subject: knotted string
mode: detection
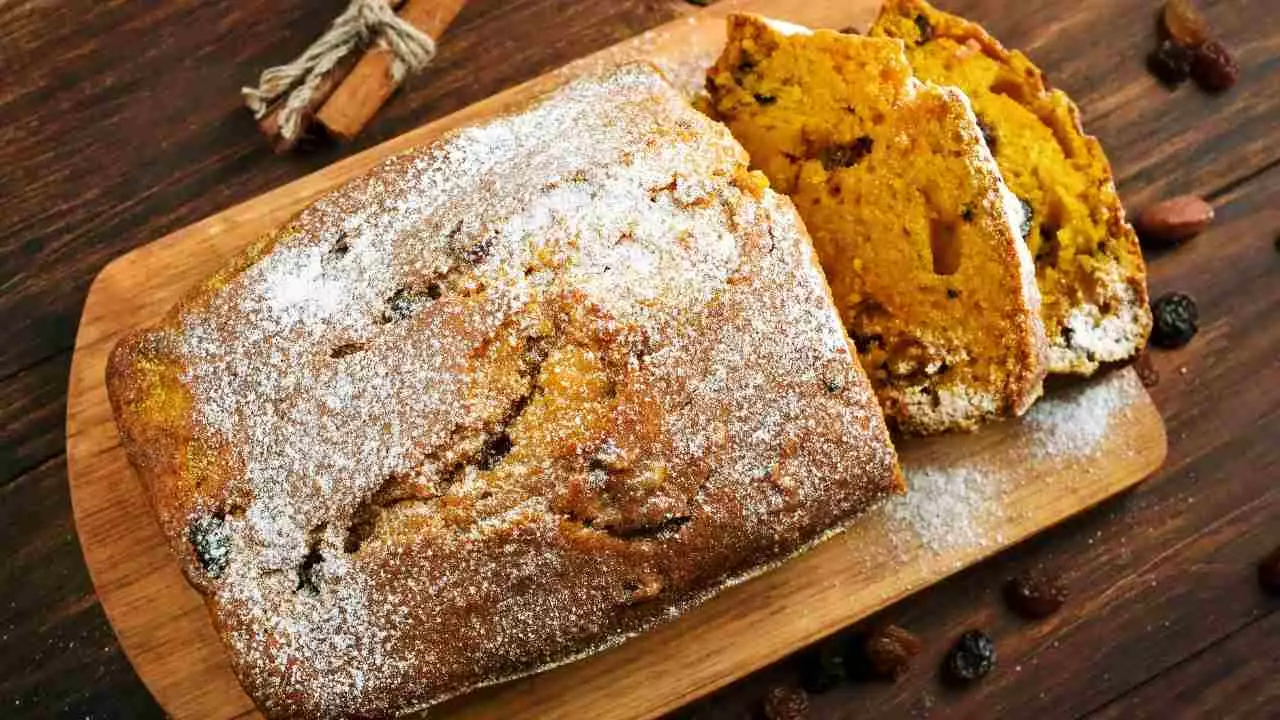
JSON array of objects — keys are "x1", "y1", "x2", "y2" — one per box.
[{"x1": 242, "y1": 0, "x2": 436, "y2": 142}]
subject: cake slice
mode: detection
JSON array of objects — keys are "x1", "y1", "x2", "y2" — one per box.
[
  {"x1": 107, "y1": 62, "x2": 902, "y2": 718},
  {"x1": 707, "y1": 14, "x2": 1046, "y2": 434},
  {"x1": 872, "y1": 0, "x2": 1152, "y2": 374}
]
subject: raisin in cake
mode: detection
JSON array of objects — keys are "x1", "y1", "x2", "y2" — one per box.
[
  {"x1": 106, "y1": 62, "x2": 902, "y2": 718},
  {"x1": 872, "y1": 0, "x2": 1152, "y2": 374},
  {"x1": 707, "y1": 15, "x2": 1047, "y2": 434}
]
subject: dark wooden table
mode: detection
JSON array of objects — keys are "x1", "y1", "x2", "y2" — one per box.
[{"x1": 1, "y1": 1, "x2": 1276, "y2": 718}]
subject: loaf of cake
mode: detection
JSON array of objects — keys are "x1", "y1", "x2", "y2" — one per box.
[
  {"x1": 872, "y1": 0, "x2": 1152, "y2": 375},
  {"x1": 106, "y1": 62, "x2": 903, "y2": 718},
  {"x1": 707, "y1": 15, "x2": 1047, "y2": 434}
]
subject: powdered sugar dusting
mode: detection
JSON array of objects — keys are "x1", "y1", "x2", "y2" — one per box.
[
  {"x1": 1024, "y1": 368, "x2": 1142, "y2": 459},
  {"x1": 883, "y1": 370, "x2": 1142, "y2": 556},
  {"x1": 885, "y1": 463, "x2": 1003, "y2": 554},
  {"x1": 115, "y1": 63, "x2": 900, "y2": 718}
]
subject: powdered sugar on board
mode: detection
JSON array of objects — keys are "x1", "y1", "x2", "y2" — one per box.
[{"x1": 882, "y1": 370, "x2": 1145, "y2": 556}]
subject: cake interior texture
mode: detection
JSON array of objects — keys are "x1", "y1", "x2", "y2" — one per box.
[
  {"x1": 872, "y1": 0, "x2": 1151, "y2": 374},
  {"x1": 707, "y1": 14, "x2": 1047, "y2": 434},
  {"x1": 106, "y1": 62, "x2": 902, "y2": 718}
]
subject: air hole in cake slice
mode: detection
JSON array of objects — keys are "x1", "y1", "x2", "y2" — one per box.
[{"x1": 929, "y1": 217, "x2": 963, "y2": 275}]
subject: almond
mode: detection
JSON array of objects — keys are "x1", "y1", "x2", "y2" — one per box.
[{"x1": 1135, "y1": 195, "x2": 1214, "y2": 246}]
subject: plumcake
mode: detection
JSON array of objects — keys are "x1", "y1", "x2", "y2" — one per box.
[
  {"x1": 707, "y1": 14, "x2": 1046, "y2": 434},
  {"x1": 872, "y1": 0, "x2": 1152, "y2": 374},
  {"x1": 106, "y1": 62, "x2": 902, "y2": 718}
]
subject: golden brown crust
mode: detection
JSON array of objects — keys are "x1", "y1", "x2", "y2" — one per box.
[
  {"x1": 872, "y1": 0, "x2": 1152, "y2": 375},
  {"x1": 107, "y1": 62, "x2": 902, "y2": 718}
]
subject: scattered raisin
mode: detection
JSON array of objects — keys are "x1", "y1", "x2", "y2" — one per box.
[
  {"x1": 1161, "y1": 0, "x2": 1211, "y2": 48},
  {"x1": 382, "y1": 287, "x2": 431, "y2": 323},
  {"x1": 797, "y1": 640, "x2": 847, "y2": 693},
  {"x1": 684, "y1": 0, "x2": 711, "y2": 5},
  {"x1": 478, "y1": 431, "x2": 513, "y2": 470},
  {"x1": 819, "y1": 136, "x2": 874, "y2": 170},
  {"x1": 1004, "y1": 571, "x2": 1068, "y2": 619},
  {"x1": 754, "y1": 93, "x2": 778, "y2": 105},
  {"x1": 1150, "y1": 292, "x2": 1199, "y2": 348},
  {"x1": 1259, "y1": 544, "x2": 1280, "y2": 596},
  {"x1": 328, "y1": 232, "x2": 350, "y2": 259},
  {"x1": 297, "y1": 547, "x2": 324, "y2": 594},
  {"x1": 864, "y1": 625, "x2": 923, "y2": 680},
  {"x1": 189, "y1": 514, "x2": 232, "y2": 578},
  {"x1": 1016, "y1": 197, "x2": 1035, "y2": 241},
  {"x1": 913, "y1": 14, "x2": 934, "y2": 44},
  {"x1": 1134, "y1": 352, "x2": 1161, "y2": 388},
  {"x1": 839, "y1": 25, "x2": 861, "y2": 35},
  {"x1": 1036, "y1": 225, "x2": 1061, "y2": 266},
  {"x1": 462, "y1": 236, "x2": 495, "y2": 265},
  {"x1": 975, "y1": 115, "x2": 998, "y2": 155},
  {"x1": 1148, "y1": 40, "x2": 1194, "y2": 86},
  {"x1": 947, "y1": 288, "x2": 961, "y2": 300},
  {"x1": 1190, "y1": 40, "x2": 1239, "y2": 92},
  {"x1": 944, "y1": 630, "x2": 996, "y2": 684},
  {"x1": 761, "y1": 685, "x2": 810, "y2": 720},
  {"x1": 851, "y1": 332, "x2": 884, "y2": 354},
  {"x1": 961, "y1": 205, "x2": 975, "y2": 223}
]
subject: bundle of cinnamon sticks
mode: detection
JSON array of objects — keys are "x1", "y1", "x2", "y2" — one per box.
[{"x1": 257, "y1": 0, "x2": 468, "y2": 152}]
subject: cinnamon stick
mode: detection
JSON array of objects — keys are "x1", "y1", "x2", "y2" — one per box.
[
  {"x1": 255, "y1": 0, "x2": 410, "y2": 153},
  {"x1": 258, "y1": 51, "x2": 363, "y2": 153},
  {"x1": 317, "y1": 0, "x2": 469, "y2": 142}
]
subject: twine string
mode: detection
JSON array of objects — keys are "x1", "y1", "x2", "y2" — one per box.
[{"x1": 242, "y1": 0, "x2": 436, "y2": 141}]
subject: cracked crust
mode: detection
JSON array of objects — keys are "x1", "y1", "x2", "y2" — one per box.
[{"x1": 106, "y1": 63, "x2": 902, "y2": 718}]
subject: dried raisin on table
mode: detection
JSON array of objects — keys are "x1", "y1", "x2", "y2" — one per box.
[
  {"x1": 1004, "y1": 571, "x2": 1068, "y2": 619},
  {"x1": 864, "y1": 625, "x2": 922, "y2": 680},
  {"x1": 1150, "y1": 292, "x2": 1200, "y2": 348},
  {"x1": 1161, "y1": 0, "x2": 1211, "y2": 48},
  {"x1": 1259, "y1": 544, "x2": 1280, "y2": 596},
  {"x1": 1148, "y1": 40, "x2": 1194, "y2": 86},
  {"x1": 797, "y1": 640, "x2": 847, "y2": 693},
  {"x1": 761, "y1": 685, "x2": 810, "y2": 720},
  {"x1": 1191, "y1": 40, "x2": 1239, "y2": 92},
  {"x1": 943, "y1": 630, "x2": 996, "y2": 684}
]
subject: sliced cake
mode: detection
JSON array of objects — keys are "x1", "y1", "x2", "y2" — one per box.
[
  {"x1": 707, "y1": 14, "x2": 1047, "y2": 434},
  {"x1": 872, "y1": 0, "x2": 1152, "y2": 374}
]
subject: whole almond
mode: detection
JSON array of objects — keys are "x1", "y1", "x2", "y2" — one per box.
[{"x1": 1136, "y1": 195, "x2": 1214, "y2": 246}]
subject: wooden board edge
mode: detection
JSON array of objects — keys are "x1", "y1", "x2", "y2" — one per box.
[{"x1": 440, "y1": 377, "x2": 1169, "y2": 719}]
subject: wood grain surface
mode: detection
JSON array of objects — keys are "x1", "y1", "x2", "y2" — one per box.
[{"x1": 3, "y1": 0, "x2": 1278, "y2": 718}]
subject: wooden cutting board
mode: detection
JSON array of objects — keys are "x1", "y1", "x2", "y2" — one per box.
[{"x1": 64, "y1": 1, "x2": 1168, "y2": 718}]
